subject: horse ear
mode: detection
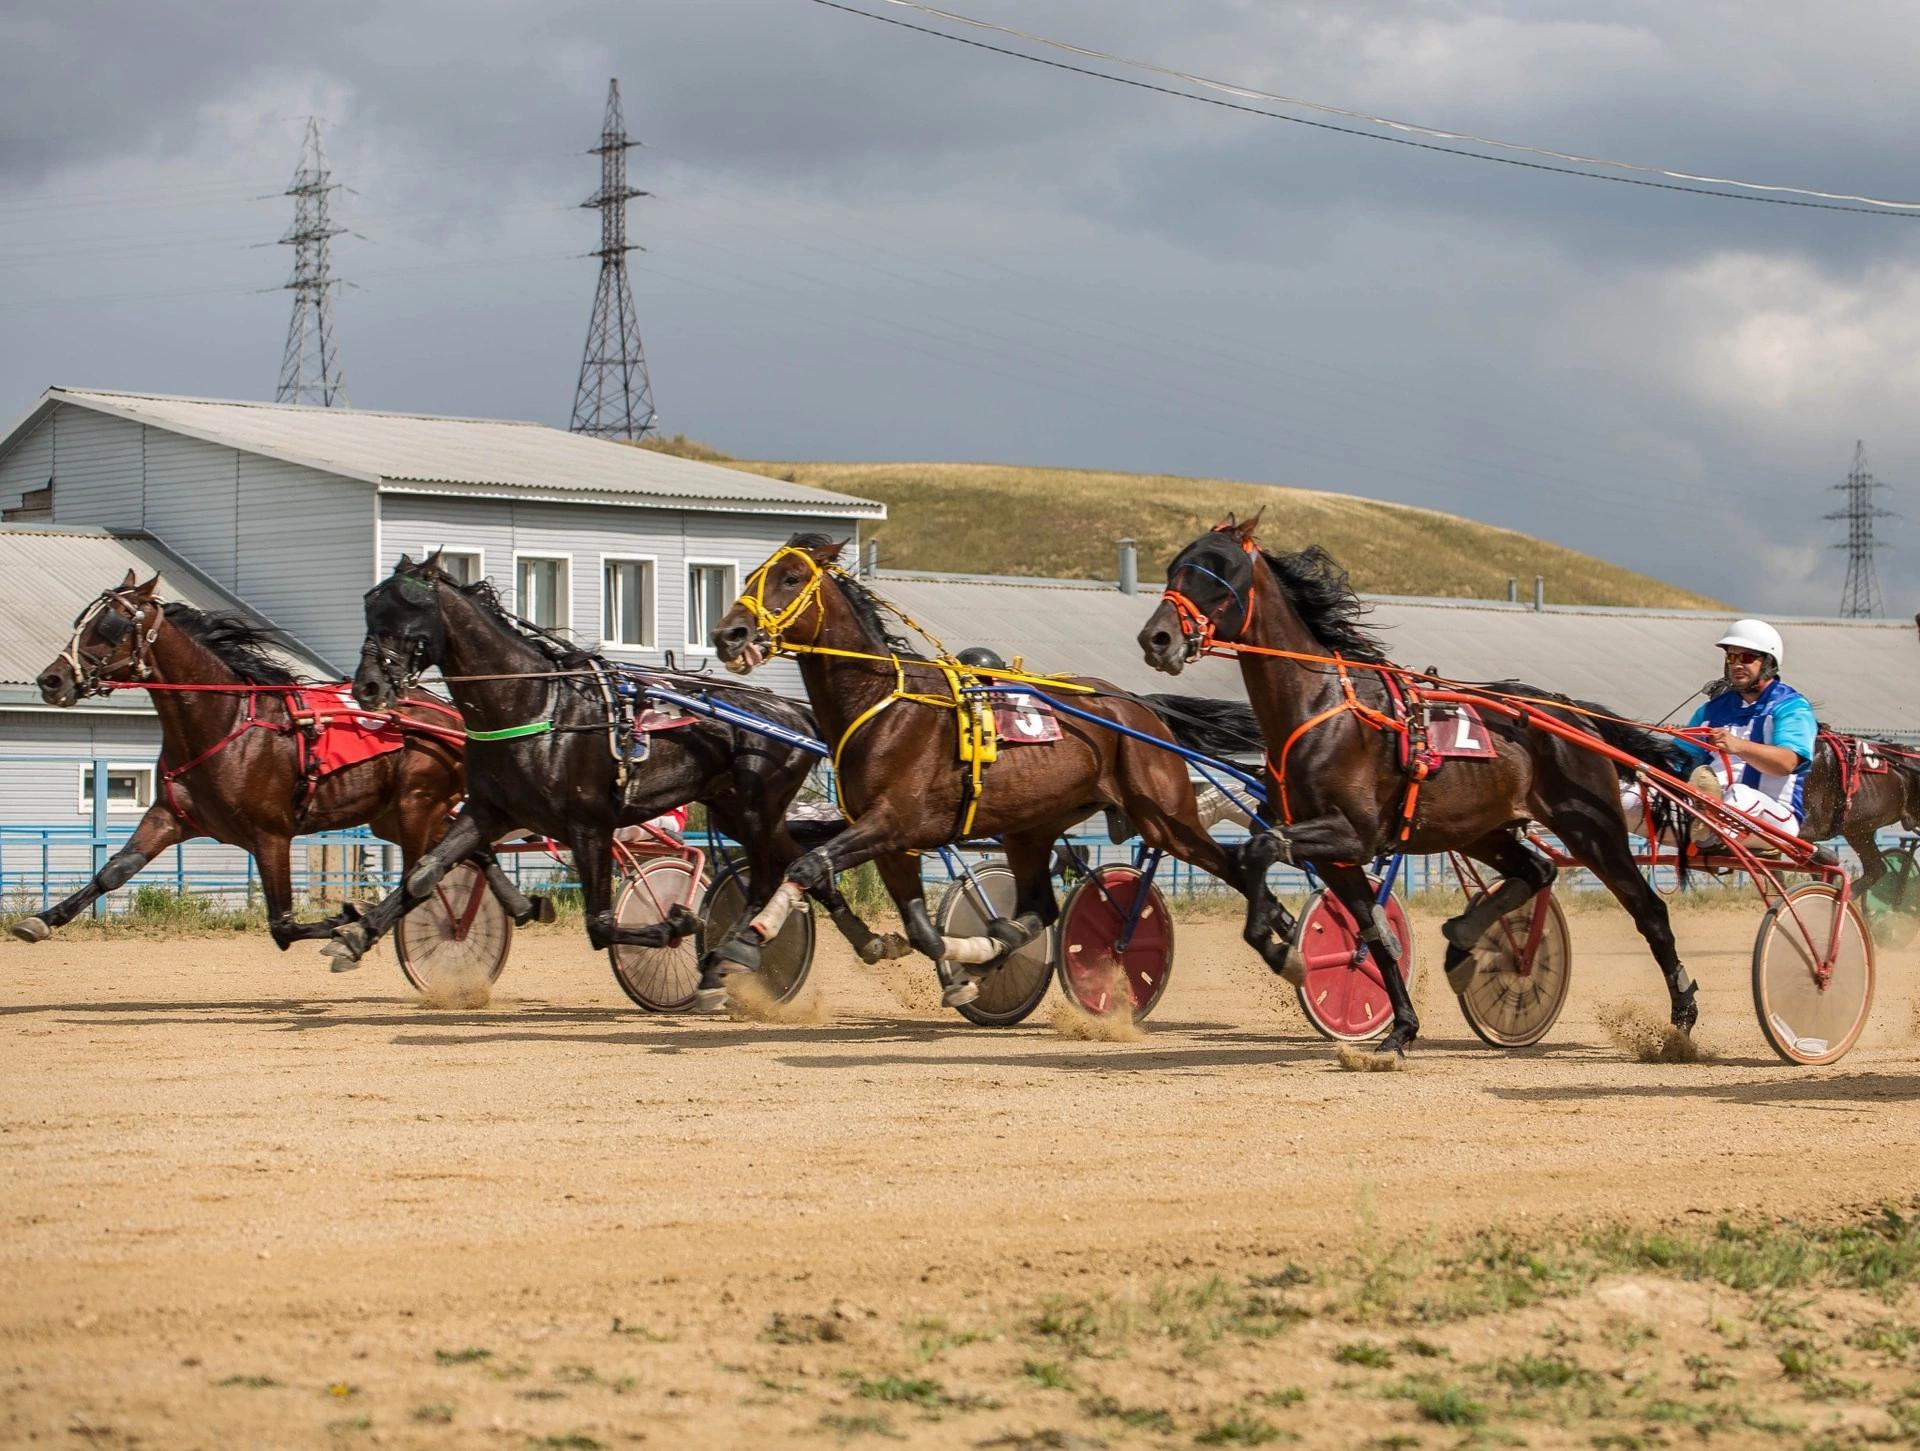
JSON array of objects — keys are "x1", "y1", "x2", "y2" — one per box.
[
  {"x1": 133, "y1": 573, "x2": 161, "y2": 599},
  {"x1": 119, "y1": 568, "x2": 138, "y2": 589},
  {"x1": 804, "y1": 538, "x2": 849, "y2": 566},
  {"x1": 395, "y1": 552, "x2": 415, "y2": 572},
  {"x1": 1210, "y1": 512, "x2": 1237, "y2": 532},
  {"x1": 1228, "y1": 507, "x2": 1265, "y2": 544},
  {"x1": 422, "y1": 547, "x2": 444, "y2": 571}
]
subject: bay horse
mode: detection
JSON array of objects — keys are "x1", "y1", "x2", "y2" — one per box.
[
  {"x1": 702, "y1": 534, "x2": 1295, "y2": 1013},
  {"x1": 324, "y1": 552, "x2": 903, "y2": 971},
  {"x1": 14, "y1": 571, "x2": 545, "y2": 948},
  {"x1": 1138, "y1": 516, "x2": 1694, "y2": 1062},
  {"x1": 1801, "y1": 731, "x2": 1920, "y2": 889}
]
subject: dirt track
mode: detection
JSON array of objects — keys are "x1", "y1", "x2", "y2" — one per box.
[{"x1": 3, "y1": 906, "x2": 1917, "y2": 1448}]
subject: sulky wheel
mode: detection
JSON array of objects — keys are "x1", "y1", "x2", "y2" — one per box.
[
  {"x1": 395, "y1": 860, "x2": 513, "y2": 1000},
  {"x1": 698, "y1": 860, "x2": 814, "y2": 1007},
  {"x1": 1054, "y1": 864, "x2": 1174, "y2": 1023},
  {"x1": 1455, "y1": 887, "x2": 1572, "y2": 1049},
  {"x1": 934, "y1": 863, "x2": 1054, "y2": 1027},
  {"x1": 1751, "y1": 882, "x2": 1875, "y2": 1066},
  {"x1": 608, "y1": 857, "x2": 707, "y2": 1011},
  {"x1": 1291, "y1": 885, "x2": 1417, "y2": 1042}
]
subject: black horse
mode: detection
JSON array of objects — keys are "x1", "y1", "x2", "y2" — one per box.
[{"x1": 323, "y1": 552, "x2": 902, "y2": 971}]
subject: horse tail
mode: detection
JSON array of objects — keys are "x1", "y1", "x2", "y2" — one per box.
[{"x1": 1139, "y1": 694, "x2": 1264, "y2": 758}]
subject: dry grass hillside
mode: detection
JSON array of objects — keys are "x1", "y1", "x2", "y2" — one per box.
[{"x1": 640, "y1": 440, "x2": 1720, "y2": 608}]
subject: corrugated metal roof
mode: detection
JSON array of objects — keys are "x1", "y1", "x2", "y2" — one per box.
[
  {"x1": 873, "y1": 572, "x2": 1920, "y2": 742},
  {"x1": 0, "y1": 525, "x2": 334, "y2": 706},
  {"x1": 15, "y1": 388, "x2": 883, "y2": 519}
]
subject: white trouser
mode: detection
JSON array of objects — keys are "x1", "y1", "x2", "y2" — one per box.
[{"x1": 1620, "y1": 769, "x2": 1799, "y2": 843}]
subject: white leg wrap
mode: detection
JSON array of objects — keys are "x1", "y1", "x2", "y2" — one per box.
[
  {"x1": 941, "y1": 934, "x2": 1001, "y2": 965},
  {"x1": 748, "y1": 880, "x2": 807, "y2": 941}
]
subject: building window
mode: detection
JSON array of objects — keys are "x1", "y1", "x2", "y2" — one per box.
[
  {"x1": 516, "y1": 555, "x2": 569, "y2": 630},
  {"x1": 686, "y1": 562, "x2": 737, "y2": 650},
  {"x1": 79, "y1": 764, "x2": 155, "y2": 815},
  {"x1": 603, "y1": 558, "x2": 655, "y2": 648},
  {"x1": 429, "y1": 548, "x2": 482, "y2": 586}
]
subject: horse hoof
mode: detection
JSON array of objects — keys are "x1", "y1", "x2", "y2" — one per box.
[
  {"x1": 8, "y1": 916, "x2": 51, "y2": 944},
  {"x1": 878, "y1": 933, "x2": 912, "y2": 961},
  {"x1": 325, "y1": 945, "x2": 364, "y2": 973},
  {"x1": 1440, "y1": 916, "x2": 1480, "y2": 951},
  {"x1": 323, "y1": 927, "x2": 367, "y2": 967},
  {"x1": 708, "y1": 936, "x2": 762, "y2": 976},
  {"x1": 691, "y1": 986, "x2": 729, "y2": 1014},
  {"x1": 1270, "y1": 942, "x2": 1304, "y2": 986},
  {"x1": 941, "y1": 978, "x2": 980, "y2": 1009},
  {"x1": 986, "y1": 915, "x2": 1034, "y2": 951}
]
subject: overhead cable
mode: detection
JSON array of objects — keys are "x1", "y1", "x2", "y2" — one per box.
[{"x1": 811, "y1": 0, "x2": 1920, "y2": 218}]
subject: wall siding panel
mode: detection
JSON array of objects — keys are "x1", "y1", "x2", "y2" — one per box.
[
  {"x1": 0, "y1": 412, "x2": 54, "y2": 514},
  {"x1": 140, "y1": 428, "x2": 240, "y2": 585},
  {"x1": 48, "y1": 406, "x2": 142, "y2": 529},
  {"x1": 237, "y1": 459, "x2": 374, "y2": 672}
]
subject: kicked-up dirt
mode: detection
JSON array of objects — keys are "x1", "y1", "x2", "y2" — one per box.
[{"x1": 2, "y1": 904, "x2": 1917, "y2": 1447}]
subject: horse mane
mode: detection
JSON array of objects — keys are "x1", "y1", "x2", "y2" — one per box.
[
  {"x1": 403, "y1": 560, "x2": 590, "y2": 667},
  {"x1": 160, "y1": 603, "x2": 301, "y2": 685},
  {"x1": 1259, "y1": 546, "x2": 1389, "y2": 663},
  {"x1": 788, "y1": 533, "x2": 912, "y2": 653}
]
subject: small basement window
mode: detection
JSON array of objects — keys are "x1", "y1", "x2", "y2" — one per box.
[{"x1": 79, "y1": 764, "x2": 155, "y2": 814}]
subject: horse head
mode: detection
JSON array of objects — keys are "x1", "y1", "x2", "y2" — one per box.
[
  {"x1": 1137, "y1": 513, "x2": 1262, "y2": 675},
  {"x1": 712, "y1": 535, "x2": 847, "y2": 675},
  {"x1": 39, "y1": 569, "x2": 164, "y2": 706},
  {"x1": 355, "y1": 551, "x2": 449, "y2": 709}
]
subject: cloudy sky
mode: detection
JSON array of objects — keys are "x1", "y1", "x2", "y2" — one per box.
[{"x1": 4, "y1": 0, "x2": 1917, "y2": 614}]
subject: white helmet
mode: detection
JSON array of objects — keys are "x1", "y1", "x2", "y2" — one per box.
[{"x1": 1716, "y1": 618, "x2": 1784, "y2": 670}]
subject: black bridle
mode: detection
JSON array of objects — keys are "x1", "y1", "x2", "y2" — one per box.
[{"x1": 60, "y1": 587, "x2": 159, "y2": 699}]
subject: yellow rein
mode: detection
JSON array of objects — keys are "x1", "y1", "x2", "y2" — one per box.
[{"x1": 734, "y1": 547, "x2": 1094, "y2": 831}]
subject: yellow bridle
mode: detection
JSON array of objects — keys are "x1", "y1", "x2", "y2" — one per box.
[{"x1": 732, "y1": 546, "x2": 1094, "y2": 833}]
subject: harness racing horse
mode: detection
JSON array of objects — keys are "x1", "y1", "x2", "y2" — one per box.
[
  {"x1": 1139, "y1": 517, "x2": 1693, "y2": 1064},
  {"x1": 702, "y1": 534, "x2": 1296, "y2": 1013},
  {"x1": 324, "y1": 552, "x2": 904, "y2": 971},
  {"x1": 1801, "y1": 731, "x2": 1920, "y2": 890},
  {"x1": 14, "y1": 571, "x2": 545, "y2": 948}
]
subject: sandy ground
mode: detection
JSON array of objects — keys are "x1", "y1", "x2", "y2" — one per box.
[{"x1": 2, "y1": 904, "x2": 1917, "y2": 1448}]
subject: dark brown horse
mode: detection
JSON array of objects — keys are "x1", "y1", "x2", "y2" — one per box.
[
  {"x1": 14, "y1": 571, "x2": 543, "y2": 949},
  {"x1": 702, "y1": 534, "x2": 1293, "y2": 1012},
  {"x1": 1138, "y1": 517, "x2": 1692, "y2": 1062},
  {"x1": 1802, "y1": 732, "x2": 1920, "y2": 888}
]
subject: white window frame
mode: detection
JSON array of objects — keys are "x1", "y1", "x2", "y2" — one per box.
[
  {"x1": 421, "y1": 544, "x2": 485, "y2": 587},
  {"x1": 684, "y1": 558, "x2": 739, "y2": 655},
  {"x1": 599, "y1": 552, "x2": 659, "y2": 651},
  {"x1": 512, "y1": 552, "x2": 572, "y2": 632},
  {"x1": 78, "y1": 762, "x2": 155, "y2": 816}
]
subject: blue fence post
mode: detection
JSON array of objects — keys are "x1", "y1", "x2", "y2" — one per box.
[{"x1": 90, "y1": 756, "x2": 110, "y2": 918}]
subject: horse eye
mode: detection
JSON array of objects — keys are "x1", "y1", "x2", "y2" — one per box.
[{"x1": 782, "y1": 572, "x2": 801, "y2": 587}]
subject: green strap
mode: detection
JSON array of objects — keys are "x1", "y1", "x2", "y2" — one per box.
[{"x1": 465, "y1": 720, "x2": 555, "y2": 742}]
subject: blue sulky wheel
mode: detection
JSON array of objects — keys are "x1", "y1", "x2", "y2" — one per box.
[
  {"x1": 935, "y1": 862, "x2": 1055, "y2": 1027},
  {"x1": 395, "y1": 860, "x2": 513, "y2": 1000}
]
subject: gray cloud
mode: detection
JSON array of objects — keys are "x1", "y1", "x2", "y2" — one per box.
[{"x1": 1, "y1": 0, "x2": 1914, "y2": 615}]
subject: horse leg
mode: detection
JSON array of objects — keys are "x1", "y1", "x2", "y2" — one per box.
[
  {"x1": 1550, "y1": 810, "x2": 1695, "y2": 1034},
  {"x1": 988, "y1": 831, "x2": 1060, "y2": 951},
  {"x1": 574, "y1": 830, "x2": 691, "y2": 952},
  {"x1": 694, "y1": 810, "x2": 918, "y2": 1009},
  {"x1": 1439, "y1": 830, "x2": 1556, "y2": 963},
  {"x1": 717, "y1": 795, "x2": 908, "y2": 965},
  {"x1": 323, "y1": 806, "x2": 498, "y2": 966},
  {"x1": 1322, "y1": 860, "x2": 1419, "y2": 1058},
  {"x1": 869, "y1": 850, "x2": 987, "y2": 1008},
  {"x1": 10, "y1": 805, "x2": 191, "y2": 942},
  {"x1": 476, "y1": 850, "x2": 556, "y2": 927},
  {"x1": 1844, "y1": 828, "x2": 1886, "y2": 892}
]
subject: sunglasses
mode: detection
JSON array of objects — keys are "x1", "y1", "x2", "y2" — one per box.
[{"x1": 1723, "y1": 650, "x2": 1767, "y2": 666}]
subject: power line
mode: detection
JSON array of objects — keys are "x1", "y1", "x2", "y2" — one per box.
[
  {"x1": 809, "y1": 0, "x2": 1920, "y2": 220},
  {"x1": 275, "y1": 118, "x2": 348, "y2": 407},
  {"x1": 1827, "y1": 440, "x2": 1894, "y2": 617},
  {"x1": 570, "y1": 78, "x2": 658, "y2": 440}
]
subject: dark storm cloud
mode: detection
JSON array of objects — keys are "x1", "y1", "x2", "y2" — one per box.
[{"x1": 1, "y1": 1, "x2": 1915, "y2": 614}]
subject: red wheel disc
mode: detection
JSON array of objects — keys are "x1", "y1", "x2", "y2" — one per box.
[
  {"x1": 1056, "y1": 865, "x2": 1173, "y2": 1021},
  {"x1": 1293, "y1": 889, "x2": 1414, "y2": 1041}
]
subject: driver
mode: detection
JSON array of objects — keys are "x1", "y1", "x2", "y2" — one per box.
[{"x1": 1671, "y1": 619, "x2": 1816, "y2": 847}]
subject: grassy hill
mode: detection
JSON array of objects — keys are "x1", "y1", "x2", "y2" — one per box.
[{"x1": 640, "y1": 439, "x2": 1719, "y2": 608}]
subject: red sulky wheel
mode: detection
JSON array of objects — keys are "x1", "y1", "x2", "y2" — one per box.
[
  {"x1": 1290, "y1": 886, "x2": 1417, "y2": 1041},
  {"x1": 1054, "y1": 864, "x2": 1174, "y2": 1022}
]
